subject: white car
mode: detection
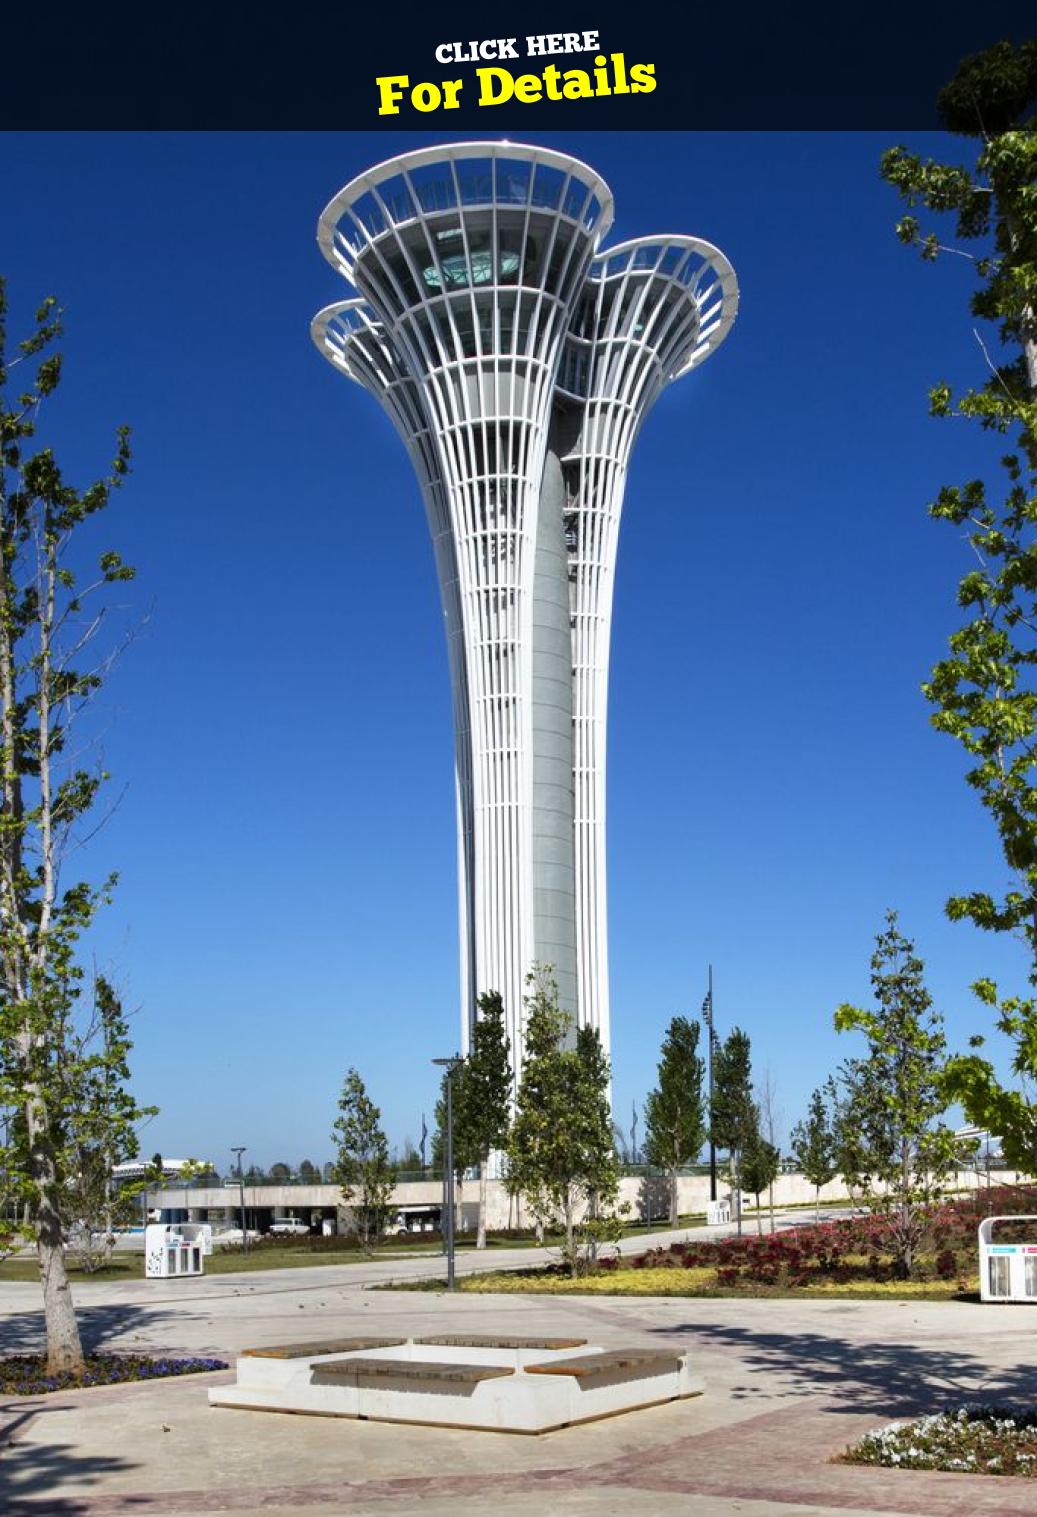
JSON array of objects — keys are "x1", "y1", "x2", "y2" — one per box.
[
  {"x1": 213, "y1": 1227, "x2": 260, "y2": 1246},
  {"x1": 268, "y1": 1218, "x2": 311, "y2": 1236}
]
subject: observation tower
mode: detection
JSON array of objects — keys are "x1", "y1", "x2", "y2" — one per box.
[{"x1": 312, "y1": 143, "x2": 737, "y2": 1093}]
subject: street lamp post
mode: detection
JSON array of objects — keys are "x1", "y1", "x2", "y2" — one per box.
[
  {"x1": 231, "y1": 1146, "x2": 249, "y2": 1254},
  {"x1": 432, "y1": 1056, "x2": 463, "y2": 1290},
  {"x1": 702, "y1": 966, "x2": 717, "y2": 1204}
]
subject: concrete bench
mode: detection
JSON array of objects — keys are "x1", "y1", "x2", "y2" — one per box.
[
  {"x1": 316, "y1": 1357, "x2": 514, "y2": 1384},
  {"x1": 241, "y1": 1337, "x2": 405, "y2": 1359},
  {"x1": 526, "y1": 1349, "x2": 681, "y2": 1380},
  {"x1": 414, "y1": 1335, "x2": 587, "y2": 1351}
]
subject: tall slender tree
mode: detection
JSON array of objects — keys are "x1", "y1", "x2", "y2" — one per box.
[
  {"x1": 740, "y1": 1104, "x2": 780, "y2": 1235},
  {"x1": 790, "y1": 1087, "x2": 836, "y2": 1222},
  {"x1": 0, "y1": 282, "x2": 148, "y2": 1373},
  {"x1": 506, "y1": 966, "x2": 620, "y2": 1276},
  {"x1": 881, "y1": 43, "x2": 1037, "y2": 1161},
  {"x1": 835, "y1": 913, "x2": 957, "y2": 1277},
  {"x1": 455, "y1": 989, "x2": 511, "y2": 1248},
  {"x1": 711, "y1": 1027, "x2": 754, "y2": 1235},
  {"x1": 332, "y1": 1069, "x2": 395, "y2": 1252},
  {"x1": 643, "y1": 1015, "x2": 706, "y2": 1226}
]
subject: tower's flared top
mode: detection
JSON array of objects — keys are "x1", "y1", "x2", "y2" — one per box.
[
  {"x1": 587, "y1": 235, "x2": 739, "y2": 374},
  {"x1": 317, "y1": 141, "x2": 615, "y2": 287}
]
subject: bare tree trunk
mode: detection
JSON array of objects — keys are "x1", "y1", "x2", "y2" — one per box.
[
  {"x1": 669, "y1": 1166, "x2": 678, "y2": 1228},
  {"x1": 756, "y1": 1194, "x2": 763, "y2": 1235},
  {"x1": 477, "y1": 1155, "x2": 487, "y2": 1249}
]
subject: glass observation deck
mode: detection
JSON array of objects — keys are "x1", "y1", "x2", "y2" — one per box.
[{"x1": 317, "y1": 144, "x2": 614, "y2": 291}]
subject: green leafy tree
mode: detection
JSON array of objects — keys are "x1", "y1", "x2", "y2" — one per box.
[
  {"x1": 739, "y1": 1104, "x2": 780, "y2": 1235},
  {"x1": 834, "y1": 913, "x2": 958, "y2": 1277},
  {"x1": 62, "y1": 976, "x2": 157, "y2": 1273},
  {"x1": 790, "y1": 1087, "x2": 836, "y2": 1222},
  {"x1": 506, "y1": 966, "x2": 620, "y2": 1276},
  {"x1": 643, "y1": 1015, "x2": 706, "y2": 1226},
  {"x1": 267, "y1": 1162, "x2": 292, "y2": 1182},
  {"x1": 825, "y1": 1069, "x2": 876, "y2": 1210},
  {"x1": 433, "y1": 1064, "x2": 477, "y2": 1233},
  {"x1": 0, "y1": 282, "x2": 148, "y2": 1373},
  {"x1": 332, "y1": 1068, "x2": 396, "y2": 1252},
  {"x1": 456, "y1": 989, "x2": 512, "y2": 1248},
  {"x1": 881, "y1": 43, "x2": 1037, "y2": 1164},
  {"x1": 710, "y1": 1027, "x2": 754, "y2": 1235},
  {"x1": 298, "y1": 1158, "x2": 320, "y2": 1183}
]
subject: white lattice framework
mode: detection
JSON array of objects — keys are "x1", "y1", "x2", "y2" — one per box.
[
  {"x1": 556, "y1": 235, "x2": 739, "y2": 1054},
  {"x1": 311, "y1": 144, "x2": 737, "y2": 1095}
]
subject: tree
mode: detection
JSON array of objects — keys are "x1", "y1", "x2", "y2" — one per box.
[
  {"x1": 825, "y1": 1069, "x2": 876, "y2": 1210},
  {"x1": 881, "y1": 43, "x2": 1037, "y2": 1165},
  {"x1": 433, "y1": 1064, "x2": 477, "y2": 1233},
  {"x1": 455, "y1": 989, "x2": 511, "y2": 1248},
  {"x1": 643, "y1": 1015, "x2": 706, "y2": 1226},
  {"x1": 790, "y1": 1087, "x2": 836, "y2": 1222},
  {"x1": 740, "y1": 1105, "x2": 780, "y2": 1235},
  {"x1": 710, "y1": 1027, "x2": 754, "y2": 1235},
  {"x1": 268, "y1": 1162, "x2": 292, "y2": 1182},
  {"x1": 62, "y1": 976, "x2": 156, "y2": 1273},
  {"x1": 756, "y1": 1069, "x2": 783, "y2": 1233},
  {"x1": 298, "y1": 1158, "x2": 320, "y2": 1183},
  {"x1": 506, "y1": 966, "x2": 620, "y2": 1276},
  {"x1": 331, "y1": 1069, "x2": 395, "y2": 1252},
  {"x1": 0, "y1": 282, "x2": 149, "y2": 1373},
  {"x1": 834, "y1": 913, "x2": 958, "y2": 1277}
]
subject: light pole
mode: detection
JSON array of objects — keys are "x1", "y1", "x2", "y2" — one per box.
[
  {"x1": 702, "y1": 966, "x2": 718, "y2": 1204},
  {"x1": 231, "y1": 1146, "x2": 249, "y2": 1254},
  {"x1": 432, "y1": 1056, "x2": 463, "y2": 1290}
]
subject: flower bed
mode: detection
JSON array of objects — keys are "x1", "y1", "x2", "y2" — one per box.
[
  {"x1": 457, "y1": 1265, "x2": 970, "y2": 1298},
  {"x1": 842, "y1": 1406, "x2": 1037, "y2": 1477},
  {"x1": 0, "y1": 1354, "x2": 228, "y2": 1396}
]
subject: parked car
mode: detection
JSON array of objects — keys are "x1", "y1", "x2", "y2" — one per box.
[
  {"x1": 212, "y1": 1226, "x2": 260, "y2": 1246},
  {"x1": 267, "y1": 1218, "x2": 310, "y2": 1236}
]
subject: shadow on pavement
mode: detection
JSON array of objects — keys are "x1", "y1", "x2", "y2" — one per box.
[
  {"x1": 653, "y1": 1319, "x2": 1037, "y2": 1415},
  {"x1": 0, "y1": 1400, "x2": 136, "y2": 1512},
  {"x1": 0, "y1": 1298, "x2": 211, "y2": 1356}
]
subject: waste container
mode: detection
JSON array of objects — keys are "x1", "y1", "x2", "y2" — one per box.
[
  {"x1": 978, "y1": 1215, "x2": 1037, "y2": 1301},
  {"x1": 145, "y1": 1222, "x2": 206, "y2": 1279}
]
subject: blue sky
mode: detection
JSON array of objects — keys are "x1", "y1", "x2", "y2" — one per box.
[{"x1": 3, "y1": 130, "x2": 1025, "y2": 1169}]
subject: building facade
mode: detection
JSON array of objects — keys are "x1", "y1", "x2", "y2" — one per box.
[{"x1": 311, "y1": 143, "x2": 737, "y2": 1091}]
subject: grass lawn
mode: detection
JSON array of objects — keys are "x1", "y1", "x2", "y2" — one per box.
[{"x1": 0, "y1": 1243, "x2": 444, "y2": 1282}]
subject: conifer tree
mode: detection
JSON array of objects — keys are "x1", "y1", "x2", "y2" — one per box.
[
  {"x1": 456, "y1": 990, "x2": 512, "y2": 1248},
  {"x1": 710, "y1": 1027, "x2": 754, "y2": 1235},
  {"x1": 643, "y1": 1015, "x2": 706, "y2": 1226}
]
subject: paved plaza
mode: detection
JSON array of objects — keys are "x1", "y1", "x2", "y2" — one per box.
[{"x1": 2, "y1": 1237, "x2": 1037, "y2": 1514}]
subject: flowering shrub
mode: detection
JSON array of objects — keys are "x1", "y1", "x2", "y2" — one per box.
[
  {"x1": 0, "y1": 1354, "x2": 228, "y2": 1397},
  {"x1": 602, "y1": 1186, "x2": 1037, "y2": 1291},
  {"x1": 844, "y1": 1405, "x2": 1037, "y2": 1477}
]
